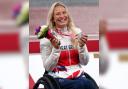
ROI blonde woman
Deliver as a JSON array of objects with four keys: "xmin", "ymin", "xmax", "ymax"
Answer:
[{"xmin": 40, "ymin": 2, "xmax": 96, "ymax": 89}]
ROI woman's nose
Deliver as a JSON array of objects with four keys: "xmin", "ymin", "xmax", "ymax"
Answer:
[{"xmin": 59, "ymin": 13, "xmax": 65, "ymax": 18}]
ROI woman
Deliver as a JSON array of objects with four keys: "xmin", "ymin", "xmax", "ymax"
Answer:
[{"xmin": 40, "ymin": 2, "xmax": 96, "ymax": 89}]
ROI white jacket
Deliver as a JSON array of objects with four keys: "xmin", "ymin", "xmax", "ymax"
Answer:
[{"xmin": 40, "ymin": 27, "xmax": 89, "ymax": 79}]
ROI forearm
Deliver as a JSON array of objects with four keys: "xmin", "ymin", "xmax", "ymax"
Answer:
[
  {"xmin": 43, "ymin": 47, "xmax": 61, "ymax": 71},
  {"xmin": 78, "ymin": 45, "xmax": 89, "ymax": 65},
  {"xmin": 40, "ymin": 38, "xmax": 61, "ymax": 71}
]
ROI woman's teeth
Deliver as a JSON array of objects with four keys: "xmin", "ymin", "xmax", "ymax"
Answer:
[{"xmin": 58, "ymin": 19, "xmax": 65, "ymax": 22}]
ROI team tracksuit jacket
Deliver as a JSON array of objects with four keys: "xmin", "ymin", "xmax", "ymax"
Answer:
[{"xmin": 40, "ymin": 27, "xmax": 89, "ymax": 79}]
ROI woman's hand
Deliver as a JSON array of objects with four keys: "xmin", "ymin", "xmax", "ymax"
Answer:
[
  {"xmin": 50, "ymin": 38, "xmax": 60, "ymax": 49},
  {"xmin": 77, "ymin": 34, "xmax": 88, "ymax": 47}
]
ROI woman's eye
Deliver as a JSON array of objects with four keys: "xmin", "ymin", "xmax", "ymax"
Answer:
[
  {"xmin": 63, "ymin": 11, "xmax": 66, "ymax": 14},
  {"xmin": 56, "ymin": 13, "xmax": 60, "ymax": 16}
]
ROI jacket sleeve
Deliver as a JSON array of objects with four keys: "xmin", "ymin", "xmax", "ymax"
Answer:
[
  {"xmin": 40, "ymin": 38, "xmax": 61, "ymax": 71},
  {"xmin": 78, "ymin": 44, "xmax": 89, "ymax": 65}
]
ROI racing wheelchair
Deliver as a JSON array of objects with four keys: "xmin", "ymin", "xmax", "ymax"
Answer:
[{"xmin": 33, "ymin": 71, "xmax": 99, "ymax": 89}]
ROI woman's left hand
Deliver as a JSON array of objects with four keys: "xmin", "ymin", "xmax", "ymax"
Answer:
[{"xmin": 78, "ymin": 34, "xmax": 88, "ymax": 47}]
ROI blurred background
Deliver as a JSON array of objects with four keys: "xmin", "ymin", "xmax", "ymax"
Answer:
[
  {"xmin": 100, "ymin": 0, "xmax": 128, "ymax": 89},
  {"xmin": 0, "ymin": 0, "xmax": 28, "ymax": 89}
]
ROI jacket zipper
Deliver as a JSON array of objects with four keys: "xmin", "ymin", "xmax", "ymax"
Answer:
[{"xmin": 68, "ymin": 48, "xmax": 73, "ymax": 78}]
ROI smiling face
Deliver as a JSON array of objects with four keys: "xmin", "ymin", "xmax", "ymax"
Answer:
[{"xmin": 53, "ymin": 5, "xmax": 69, "ymax": 29}]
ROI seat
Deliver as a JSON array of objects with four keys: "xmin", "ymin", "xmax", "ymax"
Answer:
[{"xmin": 33, "ymin": 71, "xmax": 98, "ymax": 89}]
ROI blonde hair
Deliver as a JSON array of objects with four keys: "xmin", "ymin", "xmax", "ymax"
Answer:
[
  {"xmin": 46, "ymin": 1, "xmax": 78, "ymax": 47},
  {"xmin": 47, "ymin": 2, "xmax": 76, "ymax": 32}
]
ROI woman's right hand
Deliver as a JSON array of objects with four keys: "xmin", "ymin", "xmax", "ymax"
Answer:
[{"xmin": 50, "ymin": 38, "xmax": 60, "ymax": 49}]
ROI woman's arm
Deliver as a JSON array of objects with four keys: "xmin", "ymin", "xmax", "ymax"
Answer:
[
  {"xmin": 78, "ymin": 43, "xmax": 89, "ymax": 65},
  {"xmin": 74, "ymin": 28, "xmax": 89, "ymax": 65},
  {"xmin": 40, "ymin": 38, "xmax": 61, "ymax": 71}
]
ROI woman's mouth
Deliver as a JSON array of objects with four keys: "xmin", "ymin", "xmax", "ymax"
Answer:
[{"xmin": 58, "ymin": 17, "xmax": 68, "ymax": 23}]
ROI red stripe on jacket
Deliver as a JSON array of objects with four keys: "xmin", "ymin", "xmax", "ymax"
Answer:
[
  {"xmin": 67, "ymin": 70, "xmax": 80, "ymax": 79},
  {"xmin": 58, "ymin": 49, "xmax": 79, "ymax": 66}
]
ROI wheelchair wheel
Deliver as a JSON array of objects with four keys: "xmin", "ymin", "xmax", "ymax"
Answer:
[
  {"xmin": 33, "ymin": 77, "xmax": 50, "ymax": 89},
  {"xmin": 33, "ymin": 74, "xmax": 61, "ymax": 89},
  {"xmin": 44, "ymin": 74, "xmax": 61, "ymax": 89}
]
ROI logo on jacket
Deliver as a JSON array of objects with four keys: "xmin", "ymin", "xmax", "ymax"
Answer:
[{"xmin": 60, "ymin": 45, "xmax": 74, "ymax": 50}]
